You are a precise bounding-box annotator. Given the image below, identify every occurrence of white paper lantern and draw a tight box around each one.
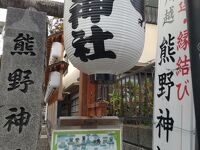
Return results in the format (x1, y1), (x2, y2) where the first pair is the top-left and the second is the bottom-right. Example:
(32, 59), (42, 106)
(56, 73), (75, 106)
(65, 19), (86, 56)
(49, 71), (61, 88)
(49, 42), (63, 64)
(64, 0), (145, 75)
(44, 71), (61, 102)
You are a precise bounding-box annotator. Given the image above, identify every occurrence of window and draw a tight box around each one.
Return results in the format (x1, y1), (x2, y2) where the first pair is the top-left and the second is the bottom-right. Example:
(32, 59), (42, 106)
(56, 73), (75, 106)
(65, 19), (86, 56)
(71, 93), (79, 115)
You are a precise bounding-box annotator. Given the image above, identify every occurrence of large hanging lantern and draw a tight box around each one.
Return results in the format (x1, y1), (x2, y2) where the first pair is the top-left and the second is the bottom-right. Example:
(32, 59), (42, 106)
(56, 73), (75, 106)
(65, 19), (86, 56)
(64, 0), (145, 79)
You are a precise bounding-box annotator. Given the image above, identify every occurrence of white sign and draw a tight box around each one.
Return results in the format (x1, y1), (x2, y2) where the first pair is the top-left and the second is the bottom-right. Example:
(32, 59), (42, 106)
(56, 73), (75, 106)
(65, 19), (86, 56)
(51, 128), (122, 150)
(153, 1), (196, 150)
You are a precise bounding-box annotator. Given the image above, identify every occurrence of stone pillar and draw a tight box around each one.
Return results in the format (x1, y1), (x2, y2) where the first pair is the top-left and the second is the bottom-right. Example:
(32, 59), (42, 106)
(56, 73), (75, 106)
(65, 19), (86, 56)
(0, 7), (46, 150)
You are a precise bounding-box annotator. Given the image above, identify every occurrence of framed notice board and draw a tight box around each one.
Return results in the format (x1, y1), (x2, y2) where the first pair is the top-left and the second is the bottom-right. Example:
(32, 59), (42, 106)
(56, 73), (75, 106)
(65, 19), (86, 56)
(51, 128), (122, 150)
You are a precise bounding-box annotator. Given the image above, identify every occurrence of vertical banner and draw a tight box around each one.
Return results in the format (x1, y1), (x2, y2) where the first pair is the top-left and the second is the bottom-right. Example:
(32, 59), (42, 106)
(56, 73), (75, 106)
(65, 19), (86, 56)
(185, 0), (200, 149)
(153, 1), (196, 150)
(0, 8), (46, 150)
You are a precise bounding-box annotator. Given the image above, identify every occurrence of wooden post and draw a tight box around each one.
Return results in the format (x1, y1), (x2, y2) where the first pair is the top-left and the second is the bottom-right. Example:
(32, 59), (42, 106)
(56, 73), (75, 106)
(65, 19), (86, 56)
(78, 72), (88, 116)
(58, 36), (64, 100)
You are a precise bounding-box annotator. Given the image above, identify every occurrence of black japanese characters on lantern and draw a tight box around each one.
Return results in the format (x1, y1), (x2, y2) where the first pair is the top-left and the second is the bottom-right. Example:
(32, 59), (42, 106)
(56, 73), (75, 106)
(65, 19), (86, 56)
(3, 107), (31, 133)
(69, 0), (115, 29)
(69, 0), (116, 62)
(72, 25), (116, 62)
(11, 33), (36, 56)
(130, 0), (145, 27)
(7, 69), (34, 93)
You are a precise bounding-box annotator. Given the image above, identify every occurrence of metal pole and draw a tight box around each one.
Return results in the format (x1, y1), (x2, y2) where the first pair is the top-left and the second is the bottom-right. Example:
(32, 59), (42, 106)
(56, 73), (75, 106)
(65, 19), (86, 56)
(185, 0), (200, 149)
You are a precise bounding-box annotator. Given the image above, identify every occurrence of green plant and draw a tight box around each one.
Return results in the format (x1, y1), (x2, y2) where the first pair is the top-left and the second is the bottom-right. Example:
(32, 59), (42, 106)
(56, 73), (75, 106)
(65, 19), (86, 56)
(108, 83), (122, 116)
(108, 76), (154, 119)
(141, 78), (153, 117)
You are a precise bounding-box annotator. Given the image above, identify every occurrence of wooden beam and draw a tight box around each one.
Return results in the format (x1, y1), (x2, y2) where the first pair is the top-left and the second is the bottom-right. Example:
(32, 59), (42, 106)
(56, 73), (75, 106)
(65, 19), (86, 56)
(59, 116), (120, 127)
(0, 0), (64, 18)
(78, 72), (88, 116)
(58, 36), (65, 100)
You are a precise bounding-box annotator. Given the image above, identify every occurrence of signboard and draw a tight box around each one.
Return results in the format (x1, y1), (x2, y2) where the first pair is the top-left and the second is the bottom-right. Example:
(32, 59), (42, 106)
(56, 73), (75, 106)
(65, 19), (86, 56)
(51, 129), (122, 150)
(153, 1), (196, 150)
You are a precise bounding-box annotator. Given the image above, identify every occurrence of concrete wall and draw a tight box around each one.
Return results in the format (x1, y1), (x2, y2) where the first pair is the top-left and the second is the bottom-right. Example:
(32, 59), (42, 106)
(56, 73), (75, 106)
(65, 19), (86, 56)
(123, 124), (152, 150)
